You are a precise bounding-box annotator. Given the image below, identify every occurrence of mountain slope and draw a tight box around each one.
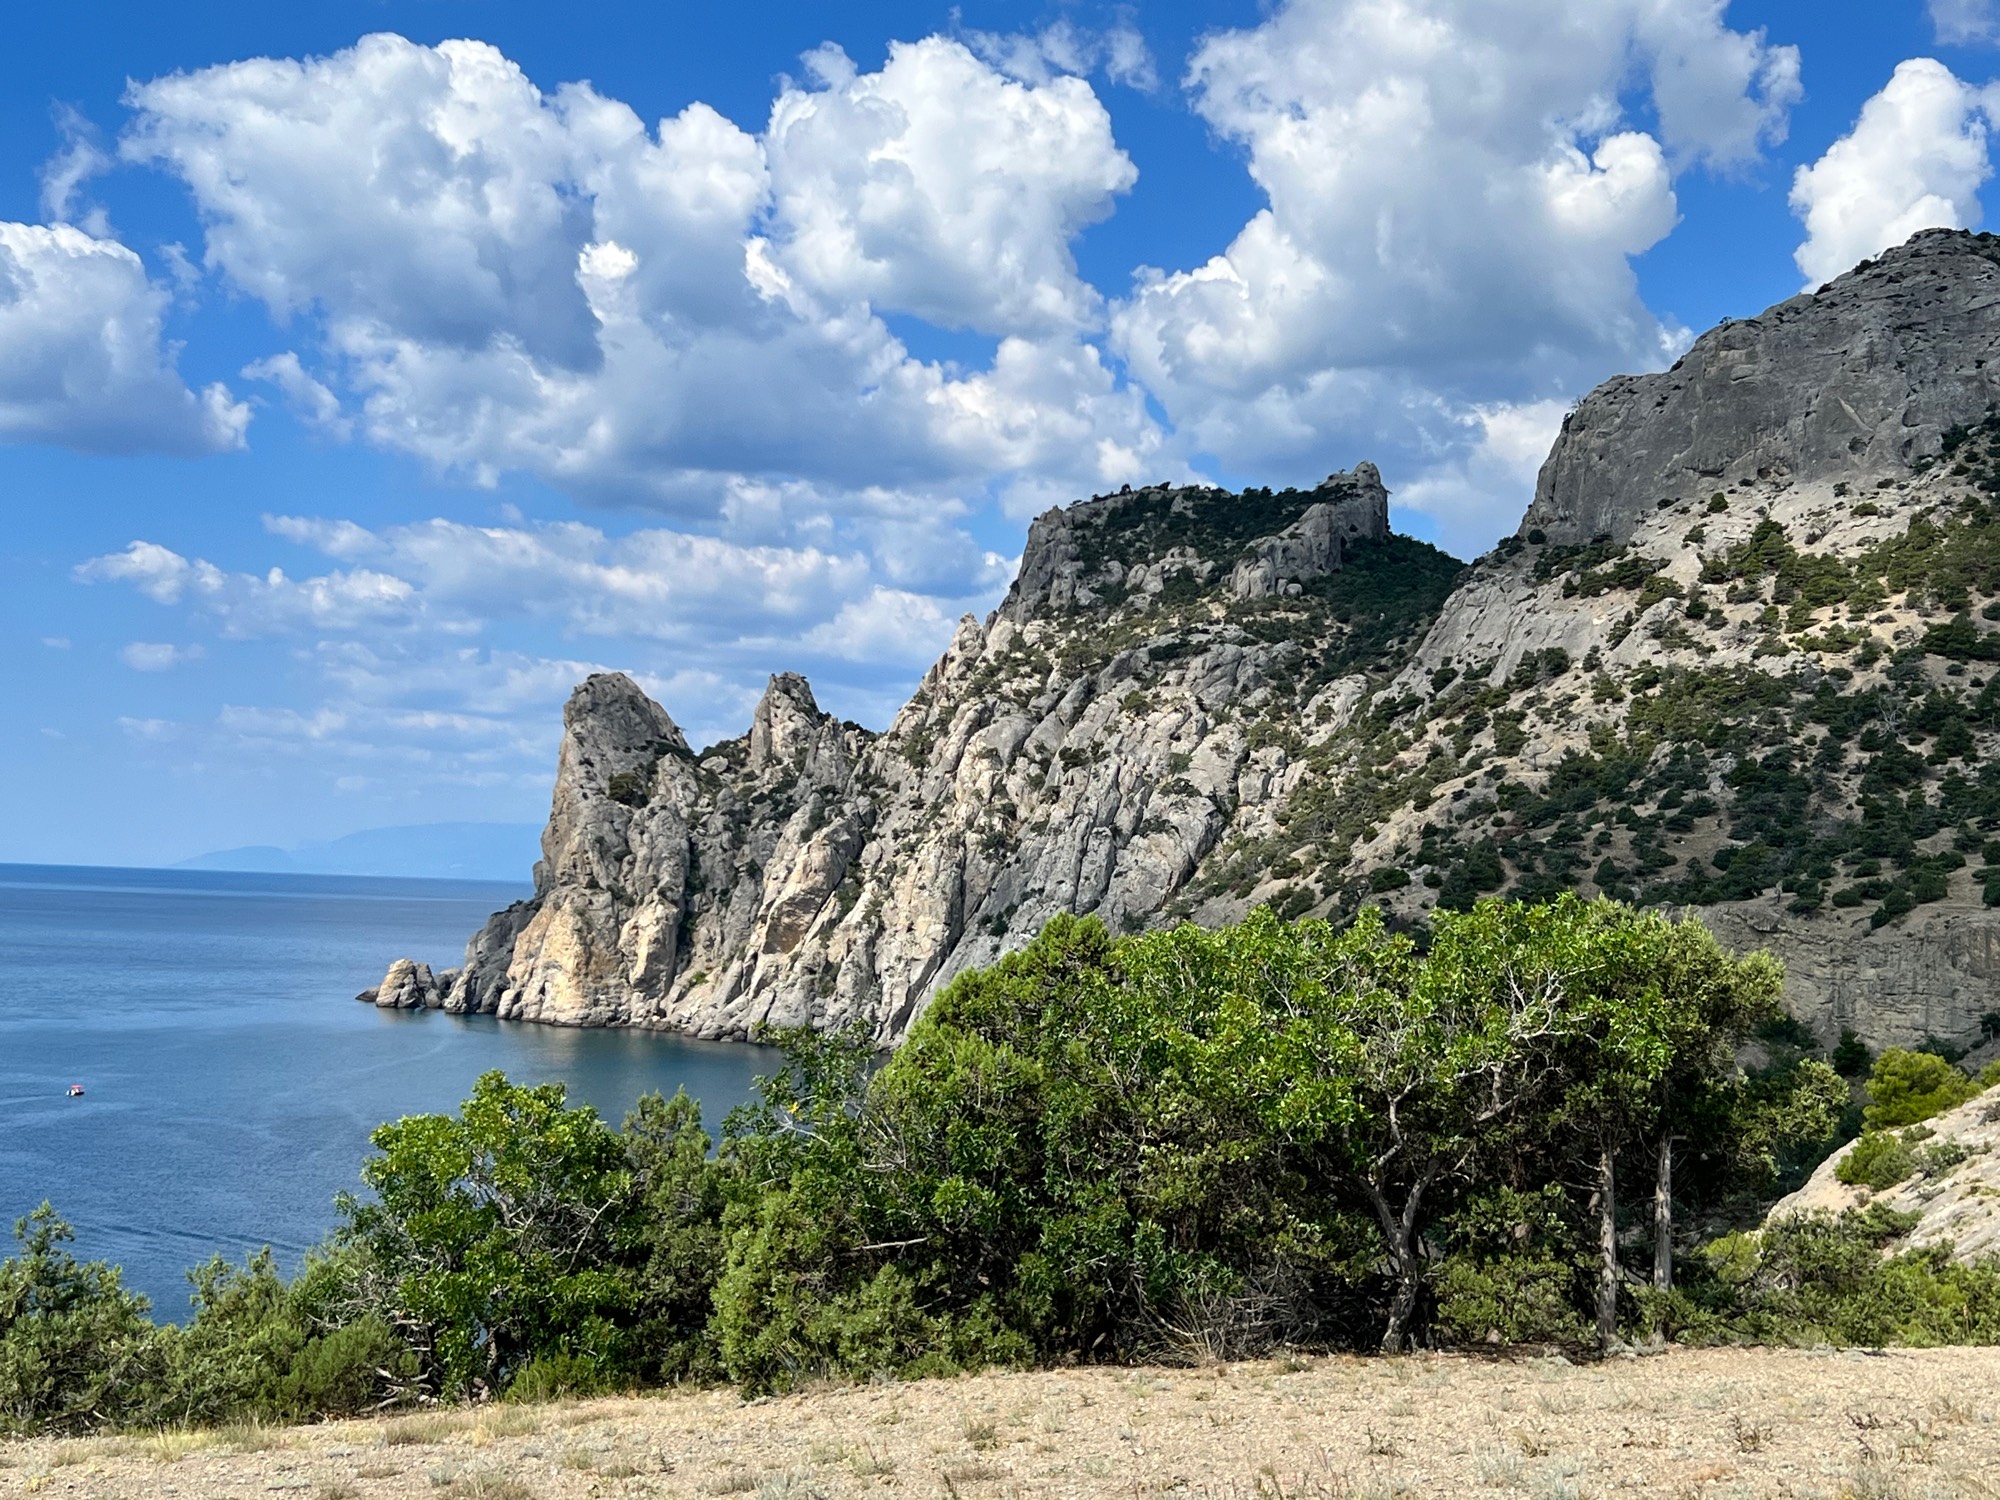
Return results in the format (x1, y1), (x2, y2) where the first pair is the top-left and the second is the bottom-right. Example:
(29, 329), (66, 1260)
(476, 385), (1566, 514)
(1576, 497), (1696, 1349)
(369, 229), (2000, 1051)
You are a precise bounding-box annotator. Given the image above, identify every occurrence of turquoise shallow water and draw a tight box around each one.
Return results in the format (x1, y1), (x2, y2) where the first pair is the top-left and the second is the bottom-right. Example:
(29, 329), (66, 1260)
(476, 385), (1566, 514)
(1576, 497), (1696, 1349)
(0, 863), (773, 1317)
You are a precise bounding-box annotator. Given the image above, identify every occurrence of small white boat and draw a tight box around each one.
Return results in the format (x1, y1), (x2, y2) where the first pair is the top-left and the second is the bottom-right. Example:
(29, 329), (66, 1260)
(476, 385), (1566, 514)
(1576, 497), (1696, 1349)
(66, 1083), (85, 1097)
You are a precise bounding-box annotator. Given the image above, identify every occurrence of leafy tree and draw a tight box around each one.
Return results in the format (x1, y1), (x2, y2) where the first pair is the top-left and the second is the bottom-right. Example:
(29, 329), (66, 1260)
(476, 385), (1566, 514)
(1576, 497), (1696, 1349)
(0, 1206), (159, 1436)
(1310, 901), (1580, 1351)
(333, 1072), (637, 1398)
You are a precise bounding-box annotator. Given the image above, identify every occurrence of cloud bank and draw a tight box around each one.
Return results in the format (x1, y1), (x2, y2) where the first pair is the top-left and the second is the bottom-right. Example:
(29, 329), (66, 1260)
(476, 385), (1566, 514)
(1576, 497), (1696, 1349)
(35, 3), (1865, 820)
(0, 221), (247, 454)
(1791, 58), (1998, 288)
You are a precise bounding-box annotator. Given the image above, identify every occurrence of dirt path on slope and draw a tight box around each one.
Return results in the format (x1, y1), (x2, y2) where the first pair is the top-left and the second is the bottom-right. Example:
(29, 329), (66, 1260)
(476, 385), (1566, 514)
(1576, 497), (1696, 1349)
(4, 1346), (1998, 1499)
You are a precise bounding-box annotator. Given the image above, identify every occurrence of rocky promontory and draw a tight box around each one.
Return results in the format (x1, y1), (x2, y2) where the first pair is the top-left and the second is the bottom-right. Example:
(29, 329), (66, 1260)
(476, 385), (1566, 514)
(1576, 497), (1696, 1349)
(370, 230), (2000, 1051)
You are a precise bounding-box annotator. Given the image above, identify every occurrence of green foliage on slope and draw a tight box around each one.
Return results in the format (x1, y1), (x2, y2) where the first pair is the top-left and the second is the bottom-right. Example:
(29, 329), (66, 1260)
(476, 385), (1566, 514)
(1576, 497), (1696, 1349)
(17, 898), (1992, 1435)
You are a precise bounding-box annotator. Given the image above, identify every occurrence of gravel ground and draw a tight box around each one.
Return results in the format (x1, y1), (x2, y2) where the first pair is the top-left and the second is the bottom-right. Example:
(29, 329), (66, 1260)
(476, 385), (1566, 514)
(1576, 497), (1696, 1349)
(3, 1346), (1998, 1499)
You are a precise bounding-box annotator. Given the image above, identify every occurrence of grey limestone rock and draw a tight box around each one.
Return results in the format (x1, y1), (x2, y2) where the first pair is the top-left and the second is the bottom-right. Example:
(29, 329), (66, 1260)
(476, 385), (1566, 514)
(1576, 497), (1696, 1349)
(366, 958), (443, 1009)
(370, 474), (1400, 1042)
(1524, 229), (2000, 546)
(369, 231), (2000, 1056)
(1230, 464), (1389, 599)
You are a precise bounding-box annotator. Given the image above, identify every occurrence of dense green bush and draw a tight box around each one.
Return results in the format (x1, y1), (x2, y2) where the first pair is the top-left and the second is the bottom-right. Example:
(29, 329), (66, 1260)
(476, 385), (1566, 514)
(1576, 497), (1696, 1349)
(0, 1207), (159, 1436)
(1862, 1048), (1985, 1127)
(1691, 1207), (2000, 1348)
(5, 897), (1995, 1436)
(1835, 1129), (1918, 1191)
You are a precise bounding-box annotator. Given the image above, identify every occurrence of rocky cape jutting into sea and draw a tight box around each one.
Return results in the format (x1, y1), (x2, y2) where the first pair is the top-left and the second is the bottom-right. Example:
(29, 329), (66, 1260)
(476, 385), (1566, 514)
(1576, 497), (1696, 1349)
(368, 229), (2000, 1051)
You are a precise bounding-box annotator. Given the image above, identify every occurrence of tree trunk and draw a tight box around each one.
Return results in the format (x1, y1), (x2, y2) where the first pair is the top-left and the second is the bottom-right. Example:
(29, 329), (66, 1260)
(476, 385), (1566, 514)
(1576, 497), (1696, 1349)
(1596, 1143), (1619, 1353)
(1366, 1177), (1432, 1354)
(1380, 1257), (1420, 1355)
(1652, 1134), (1674, 1295)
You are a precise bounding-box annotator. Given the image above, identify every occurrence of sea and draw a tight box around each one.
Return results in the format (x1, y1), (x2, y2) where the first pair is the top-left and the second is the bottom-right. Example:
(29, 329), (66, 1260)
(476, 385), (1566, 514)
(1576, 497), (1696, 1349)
(0, 863), (774, 1317)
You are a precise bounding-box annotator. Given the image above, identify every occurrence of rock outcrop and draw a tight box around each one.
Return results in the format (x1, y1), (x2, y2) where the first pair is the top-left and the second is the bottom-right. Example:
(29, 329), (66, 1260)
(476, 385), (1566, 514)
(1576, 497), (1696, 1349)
(1524, 229), (2000, 547)
(357, 957), (448, 1010)
(374, 466), (1428, 1042)
(375, 231), (2000, 1055)
(1766, 1084), (2000, 1263)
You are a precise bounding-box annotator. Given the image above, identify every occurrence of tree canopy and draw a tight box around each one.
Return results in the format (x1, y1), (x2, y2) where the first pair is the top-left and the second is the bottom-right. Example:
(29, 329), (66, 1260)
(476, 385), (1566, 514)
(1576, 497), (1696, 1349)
(2, 896), (1983, 1433)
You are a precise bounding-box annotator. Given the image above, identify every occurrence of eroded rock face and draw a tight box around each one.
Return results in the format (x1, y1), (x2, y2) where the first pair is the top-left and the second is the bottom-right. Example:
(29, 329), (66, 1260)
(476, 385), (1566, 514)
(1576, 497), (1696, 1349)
(374, 232), (2000, 1056)
(1524, 229), (2000, 547)
(375, 468), (1418, 1042)
(1699, 901), (2000, 1056)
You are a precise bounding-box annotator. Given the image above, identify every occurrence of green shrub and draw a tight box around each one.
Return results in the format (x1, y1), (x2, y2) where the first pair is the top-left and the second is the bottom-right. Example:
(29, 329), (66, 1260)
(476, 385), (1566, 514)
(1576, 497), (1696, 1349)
(333, 1072), (642, 1399)
(1831, 1029), (1872, 1077)
(1674, 1206), (2000, 1349)
(1433, 1188), (1587, 1347)
(0, 1207), (161, 1436)
(1914, 1137), (1970, 1179)
(1835, 1130), (1916, 1191)
(504, 1348), (618, 1404)
(152, 1249), (306, 1426)
(1434, 1255), (1586, 1347)
(275, 1316), (411, 1418)
(1863, 1048), (1981, 1128)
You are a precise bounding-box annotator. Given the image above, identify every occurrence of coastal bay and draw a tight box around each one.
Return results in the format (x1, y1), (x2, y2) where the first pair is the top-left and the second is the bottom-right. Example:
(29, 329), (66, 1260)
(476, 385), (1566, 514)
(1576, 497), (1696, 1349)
(0, 864), (771, 1316)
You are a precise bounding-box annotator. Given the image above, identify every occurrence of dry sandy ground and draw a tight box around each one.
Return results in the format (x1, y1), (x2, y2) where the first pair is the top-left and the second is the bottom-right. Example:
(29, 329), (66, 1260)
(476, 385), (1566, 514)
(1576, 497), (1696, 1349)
(3, 1347), (1998, 1500)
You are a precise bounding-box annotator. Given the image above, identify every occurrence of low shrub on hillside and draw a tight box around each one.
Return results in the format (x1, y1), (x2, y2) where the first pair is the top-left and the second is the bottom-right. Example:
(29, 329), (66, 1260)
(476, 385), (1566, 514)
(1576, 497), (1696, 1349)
(1863, 1048), (1991, 1128)
(1683, 1205), (2000, 1348)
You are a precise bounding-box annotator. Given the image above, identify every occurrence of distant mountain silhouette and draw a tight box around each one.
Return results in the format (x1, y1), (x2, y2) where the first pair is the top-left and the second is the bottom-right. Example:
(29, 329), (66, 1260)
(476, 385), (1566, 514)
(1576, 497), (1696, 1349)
(177, 822), (541, 882)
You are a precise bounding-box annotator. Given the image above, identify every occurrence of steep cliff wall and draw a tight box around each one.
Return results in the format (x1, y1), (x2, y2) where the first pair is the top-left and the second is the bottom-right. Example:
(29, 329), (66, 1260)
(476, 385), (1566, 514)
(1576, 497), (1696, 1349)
(1523, 229), (2000, 547)
(370, 231), (2000, 1052)
(366, 467), (1434, 1041)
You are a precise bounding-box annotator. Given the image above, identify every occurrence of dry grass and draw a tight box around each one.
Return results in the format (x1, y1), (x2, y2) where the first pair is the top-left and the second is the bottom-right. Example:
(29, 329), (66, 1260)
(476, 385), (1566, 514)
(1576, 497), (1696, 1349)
(140, 1426), (221, 1463)
(3, 1348), (1999, 1498)
(380, 1411), (462, 1446)
(443, 1470), (538, 1500)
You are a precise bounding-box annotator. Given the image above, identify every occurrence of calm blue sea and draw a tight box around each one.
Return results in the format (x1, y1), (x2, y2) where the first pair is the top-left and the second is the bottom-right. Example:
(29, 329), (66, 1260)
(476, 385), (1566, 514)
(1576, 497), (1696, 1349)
(0, 864), (773, 1317)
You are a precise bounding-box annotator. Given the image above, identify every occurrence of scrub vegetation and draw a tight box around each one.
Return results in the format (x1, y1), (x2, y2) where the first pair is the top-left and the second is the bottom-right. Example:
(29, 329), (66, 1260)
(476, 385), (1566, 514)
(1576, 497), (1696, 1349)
(4, 896), (1999, 1438)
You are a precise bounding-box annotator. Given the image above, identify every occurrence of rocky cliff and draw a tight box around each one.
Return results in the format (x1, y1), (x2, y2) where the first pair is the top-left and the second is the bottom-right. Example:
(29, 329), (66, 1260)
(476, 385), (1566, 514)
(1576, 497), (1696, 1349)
(1767, 1081), (2000, 1263)
(369, 230), (2000, 1052)
(1523, 229), (2000, 546)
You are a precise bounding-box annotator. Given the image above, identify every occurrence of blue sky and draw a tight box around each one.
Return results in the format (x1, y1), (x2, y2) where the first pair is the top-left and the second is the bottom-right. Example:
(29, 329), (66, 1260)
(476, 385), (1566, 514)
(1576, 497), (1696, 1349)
(2, 0), (1993, 867)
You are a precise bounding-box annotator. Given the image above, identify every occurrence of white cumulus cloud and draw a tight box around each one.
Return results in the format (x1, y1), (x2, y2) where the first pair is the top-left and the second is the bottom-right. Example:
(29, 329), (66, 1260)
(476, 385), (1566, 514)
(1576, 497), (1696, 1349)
(243, 352), (350, 436)
(121, 32), (1155, 511)
(119, 641), (206, 671)
(1791, 58), (1999, 288)
(797, 586), (960, 667)
(961, 19), (1159, 92)
(77, 539), (422, 636)
(1932, 0), (2000, 45)
(1395, 400), (1572, 559)
(764, 39), (1135, 336)
(1107, 0), (1799, 550)
(0, 221), (249, 454)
